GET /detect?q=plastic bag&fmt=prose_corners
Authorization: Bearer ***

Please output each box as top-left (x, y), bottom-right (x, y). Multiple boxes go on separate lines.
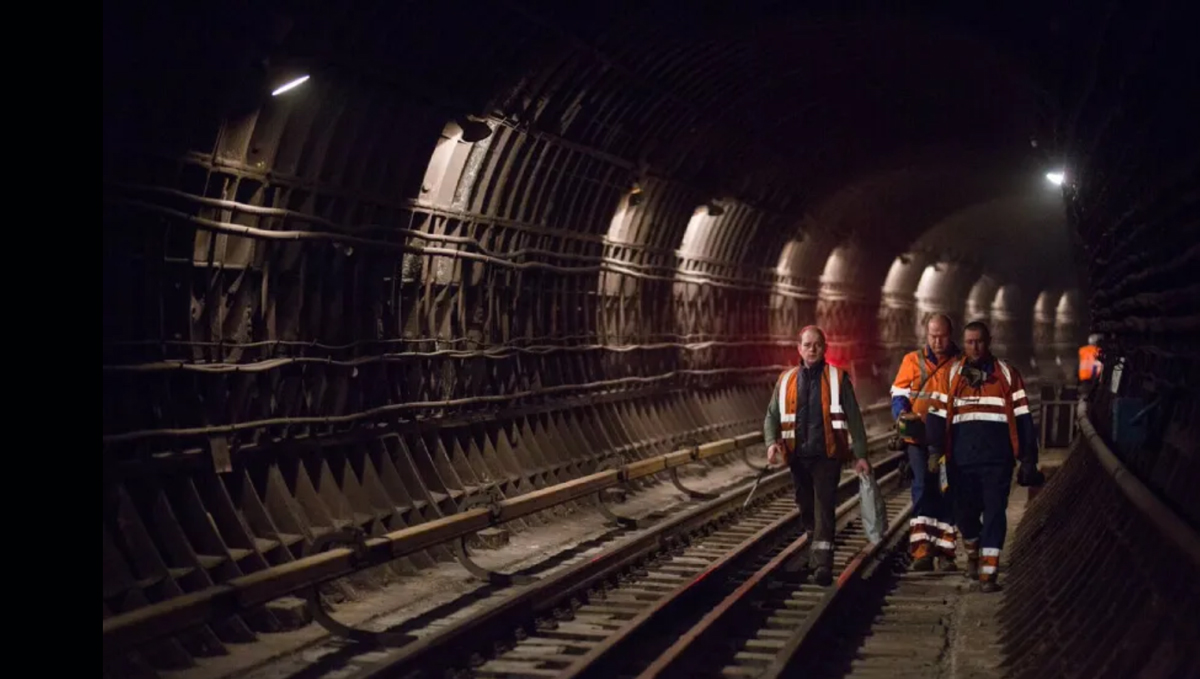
top-left (859, 471), bottom-right (889, 544)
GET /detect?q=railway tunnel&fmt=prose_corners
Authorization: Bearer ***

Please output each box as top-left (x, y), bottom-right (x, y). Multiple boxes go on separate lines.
top-left (102, 1), bottom-right (1199, 677)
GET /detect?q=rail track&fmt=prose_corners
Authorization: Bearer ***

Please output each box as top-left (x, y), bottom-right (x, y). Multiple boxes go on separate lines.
top-left (307, 392), bottom-right (1044, 679)
top-left (115, 390), bottom-right (1040, 679)
top-left (314, 450), bottom-right (906, 679)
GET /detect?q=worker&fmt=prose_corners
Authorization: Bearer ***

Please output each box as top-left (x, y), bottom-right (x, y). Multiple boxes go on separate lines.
top-left (890, 313), bottom-right (961, 572)
top-left (1078, 334), bottom-right (1102, 390)
top-left (926, 321), bottom-right (1040, 593)
top-left (764, 325), bottom-right (871, 586)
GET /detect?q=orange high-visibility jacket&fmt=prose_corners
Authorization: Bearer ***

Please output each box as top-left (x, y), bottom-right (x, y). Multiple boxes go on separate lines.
top-left (1079, 345), bottom-right (1101, 382)
top-left (926, 357), bottom-right (1037, 465)
top-left (777, 364), bottom-right (852, 461)
top-left (890, 348), bottom-right (956, 444)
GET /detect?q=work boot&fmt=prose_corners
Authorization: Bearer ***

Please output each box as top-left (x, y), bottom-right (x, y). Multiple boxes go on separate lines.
top-left (911, 555), bottom-right (934, 572)
top-left (938, 556), bottom-right (958, 572)
top-left (980, 580), bottom-right (1001, 593)
top-left (965, 557), bottom-right (979, 580)
top-left (814, 566), bottom-right (833, 587)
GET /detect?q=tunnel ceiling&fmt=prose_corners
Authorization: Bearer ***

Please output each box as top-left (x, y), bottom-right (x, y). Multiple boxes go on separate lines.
top-left (913, 192), bottom-right (1077, 293)
top-left (105, 0), bottom-right (1085, 264)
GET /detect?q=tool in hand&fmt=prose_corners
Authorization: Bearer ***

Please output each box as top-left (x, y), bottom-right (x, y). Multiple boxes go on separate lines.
top-left (742, 466), bottom-right (772, 510)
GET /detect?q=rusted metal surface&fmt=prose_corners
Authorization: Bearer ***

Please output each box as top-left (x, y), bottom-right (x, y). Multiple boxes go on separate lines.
top-left (103, 425), bottom-right (754, 654)
top-left (102, 386), bottom-right (772, 674)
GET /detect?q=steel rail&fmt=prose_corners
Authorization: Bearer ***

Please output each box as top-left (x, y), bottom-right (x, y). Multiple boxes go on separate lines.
top-left (557, 458), bottom-right (905, 679)
top-left (347, 448), bottom-right (902, 679)
top-left (342, 465), bottom-right (801, 679)
top-left (625, 468), bottom-right (909, 679)
top-left (102, 431), bottom-right (761, 653)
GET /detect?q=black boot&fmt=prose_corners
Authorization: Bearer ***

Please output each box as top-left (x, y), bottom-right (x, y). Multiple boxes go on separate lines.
top-left (911, 555), bottom-right (934, 572)
top-left (813, 565), bottom-right (832, 587)
top-left (965, 557), bottom-right (979, 580)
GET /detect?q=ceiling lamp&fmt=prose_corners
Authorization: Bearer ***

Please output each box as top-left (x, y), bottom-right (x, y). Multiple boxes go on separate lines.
top-left (271, 74), bottom-right (310, 96)
top-left (1045, 171), bottom-right (1065, 186)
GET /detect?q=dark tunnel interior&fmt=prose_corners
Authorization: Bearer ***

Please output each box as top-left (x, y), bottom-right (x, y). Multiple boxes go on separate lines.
top-left (103, 1), bottom-right (1199, 677)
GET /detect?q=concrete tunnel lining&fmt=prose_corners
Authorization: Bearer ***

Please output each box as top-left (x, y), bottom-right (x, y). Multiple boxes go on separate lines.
top-left (103, 1), bottom-right (1200, 677)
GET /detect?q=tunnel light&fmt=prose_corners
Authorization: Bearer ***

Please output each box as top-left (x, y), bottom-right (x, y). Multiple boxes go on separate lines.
top-left (1045, 171), bottom-right (1065, 186)
top-left (271, 75), bottom-right (310, 96)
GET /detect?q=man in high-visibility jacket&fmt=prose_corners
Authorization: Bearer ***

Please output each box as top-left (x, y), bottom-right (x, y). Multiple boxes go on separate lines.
top-left (764, 325), bottom-right (871, 586)
top-left (890, 313), bottom-right (960, 572)
top-left (1079, 334), bottom-right (1102, 385)
top-left (927, 321), bottom-right (1040, 592)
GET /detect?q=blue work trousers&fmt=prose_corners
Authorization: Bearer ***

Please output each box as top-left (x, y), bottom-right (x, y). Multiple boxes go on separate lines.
top-left (907, 444), bottom-right (956, 559)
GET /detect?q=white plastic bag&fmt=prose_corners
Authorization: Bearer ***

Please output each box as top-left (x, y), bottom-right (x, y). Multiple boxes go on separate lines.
top-left (859, 471), bottom-right (888, 544)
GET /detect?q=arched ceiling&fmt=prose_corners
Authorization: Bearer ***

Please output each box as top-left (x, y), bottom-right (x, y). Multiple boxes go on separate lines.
top-left (105, 0), bottom-right (1077, 272)
top-left (912, 191), bottom-right (1076, 293)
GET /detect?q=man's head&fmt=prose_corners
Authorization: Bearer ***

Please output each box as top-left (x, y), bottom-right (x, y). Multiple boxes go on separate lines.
top-left (797, 325), bottom-right (827, 366)
top-left (963, 321), bottom-right (992, 362)
top-left (925, 313), bottom-right (953, 358)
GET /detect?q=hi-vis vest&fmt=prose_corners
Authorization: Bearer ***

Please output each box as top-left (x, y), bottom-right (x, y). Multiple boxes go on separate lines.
top-left (777, 364), bottom-right (853, 461)
top-left (931, 358), bottom-right (1029, 460)
top-left (1078, 345), bottom-right (1101, 382)
top-left (890, 349), bottom-right (953, 443)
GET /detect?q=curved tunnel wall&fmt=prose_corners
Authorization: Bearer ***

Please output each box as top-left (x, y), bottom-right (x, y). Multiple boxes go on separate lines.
top-left (965, 274), bottom-right (1000, 326)
top-left (1032, 289), bottom-right (1063, 380)
top-left (103, 1), bottom-right (1199, 674)
top-left (913, 260), bottom-right (980, 340)
top-left (878, 252), bottom-right (932, 377)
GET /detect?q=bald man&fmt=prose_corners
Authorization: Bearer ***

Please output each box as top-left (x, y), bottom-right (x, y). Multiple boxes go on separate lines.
top-left (764, 326), bottom-right (871, 586)
top-left (891, 313), bottom-right (961, 571)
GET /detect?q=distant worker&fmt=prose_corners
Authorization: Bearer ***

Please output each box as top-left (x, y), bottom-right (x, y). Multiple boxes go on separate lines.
top-left (927, 321), bottom-right (1040, 592)
top-left (764, 326), bottom-right (871, 586)
top-left (1078, 334), bottom-right (1102, 391)
top-left (890, 314), bottom-right (961, 572)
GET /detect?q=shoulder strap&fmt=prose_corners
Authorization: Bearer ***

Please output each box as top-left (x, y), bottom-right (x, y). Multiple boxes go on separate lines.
top-left (912, 348), bottom-right (951, 397)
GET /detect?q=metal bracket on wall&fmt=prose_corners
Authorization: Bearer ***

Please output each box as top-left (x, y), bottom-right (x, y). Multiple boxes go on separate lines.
top-left (302, 527), bottom-right (417, 647)
top-left (669, 444), bottom-right (719, 500)
top-left (453, 487), bottom-right (537, 586)
top-left (595, 455), bottom-right (640, 529)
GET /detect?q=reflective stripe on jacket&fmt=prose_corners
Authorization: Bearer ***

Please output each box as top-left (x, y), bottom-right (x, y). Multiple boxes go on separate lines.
top-left (926, 356), bottom-right (1039, 467)
top-left (778, 363), bottom-right (852, 461)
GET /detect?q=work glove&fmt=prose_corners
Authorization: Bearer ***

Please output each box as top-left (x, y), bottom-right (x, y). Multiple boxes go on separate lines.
top-left (1016, 461), bottom-right (1045, 487)
top-left (926, 449), bottom-right (941, 475)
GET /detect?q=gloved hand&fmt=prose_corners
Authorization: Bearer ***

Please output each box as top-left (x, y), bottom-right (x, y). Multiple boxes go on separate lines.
top-left (926, 449), bottom-right (941, 475)
top-left (1017, 461), bottom-right (1045, 487)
